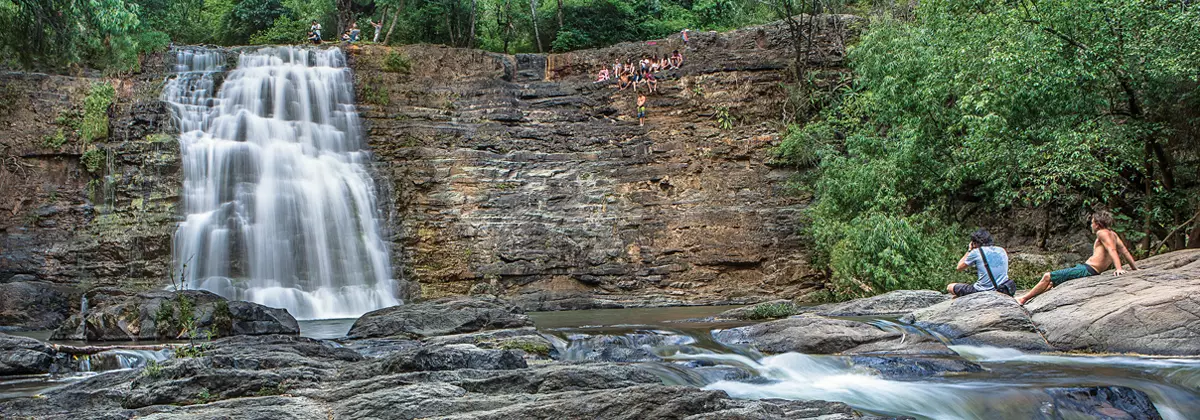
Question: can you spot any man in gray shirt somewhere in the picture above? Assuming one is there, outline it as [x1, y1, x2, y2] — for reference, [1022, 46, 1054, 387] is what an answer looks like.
[946, 229, 1016, 297]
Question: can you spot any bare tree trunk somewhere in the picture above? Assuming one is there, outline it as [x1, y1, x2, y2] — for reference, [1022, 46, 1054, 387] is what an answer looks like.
[385, 0, 405, 44]
[530, 0, 542, 53]
[338, 0, 353, 34]
[556, 0, 563, 30]
[469, 0, 478, 48]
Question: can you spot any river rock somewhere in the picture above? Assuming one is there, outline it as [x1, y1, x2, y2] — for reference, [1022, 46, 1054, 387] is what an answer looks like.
[0, 332, 57, 374]
[49, 289, 299, 342]
[812, 290, 950, 317]
[346, 297, 532, 339]
[901, 292, 1053, 351]
[712, 314, 901, 354]
[1025, 249, 1200, 355]
[0, 281, 72, 331]
[1045, 386, 1162, 420]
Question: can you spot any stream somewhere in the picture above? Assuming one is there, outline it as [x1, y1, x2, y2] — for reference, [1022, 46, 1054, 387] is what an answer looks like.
[4, 305, 1198, 419]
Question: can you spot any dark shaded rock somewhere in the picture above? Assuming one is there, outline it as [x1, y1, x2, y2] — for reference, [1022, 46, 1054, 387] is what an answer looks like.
[424, 385, 864, 420]
[811, 290, 949, 317]
[0, 281, 72, 330]
[347, 297, 531, 339]
[712, 314, 900, 354]
[1026, 249, 1200, 355]
[0, 332, 56, 374]
[849, 355, 983, 379]
[900, 292, 1053, 351]
[510, 291, 623, 312]
[123, 335, 359, 409]
[1045, 386, 1162, 420]
[712, 299, 801, 321]
[50, 289, 298, 342]
[339, 344, 526, 379]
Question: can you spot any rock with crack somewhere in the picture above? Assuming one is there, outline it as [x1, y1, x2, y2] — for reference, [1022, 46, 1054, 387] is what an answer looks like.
[901, 292, 1053, 351]
[347, 297, 532, 339]
[1025, 249, 1200, 355]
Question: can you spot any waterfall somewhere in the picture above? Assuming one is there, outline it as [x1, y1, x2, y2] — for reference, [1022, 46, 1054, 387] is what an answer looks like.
[163, 46, 399, 320]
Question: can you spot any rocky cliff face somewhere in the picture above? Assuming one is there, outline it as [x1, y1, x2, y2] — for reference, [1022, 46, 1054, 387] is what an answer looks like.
[349, 17, 857, 308]
[0, 17, 857, 326]
[0, 55, 179, 328]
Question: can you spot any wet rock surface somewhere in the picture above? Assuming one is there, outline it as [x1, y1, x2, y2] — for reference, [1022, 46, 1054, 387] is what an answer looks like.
[50, 289, 299, 342]
[348, 296, 532, 339]
[712, 314, 903, 354]
[1045, 386, 1163, 420]
[900, 292, 1053, 351]
[1025, 249, 1200, 356]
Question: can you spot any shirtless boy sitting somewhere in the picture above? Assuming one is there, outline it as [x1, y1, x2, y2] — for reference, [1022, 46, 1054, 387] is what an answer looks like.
[1017, 210, 1139, 305]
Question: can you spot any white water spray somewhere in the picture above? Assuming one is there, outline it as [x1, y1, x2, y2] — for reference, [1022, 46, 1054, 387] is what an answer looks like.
[163, 47, 399, 320]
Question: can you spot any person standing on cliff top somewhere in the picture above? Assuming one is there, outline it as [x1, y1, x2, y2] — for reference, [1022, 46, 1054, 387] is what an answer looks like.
[371, 19, 383, 43]
[1017, 210, 1140, 305]
[637, 94, 647, 126]
[946, 229, 1016, 298]
[681, 29, 690, 48]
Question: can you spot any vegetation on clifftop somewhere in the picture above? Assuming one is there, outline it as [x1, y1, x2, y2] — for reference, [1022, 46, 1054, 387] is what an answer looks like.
[777, 0, 1200, 299]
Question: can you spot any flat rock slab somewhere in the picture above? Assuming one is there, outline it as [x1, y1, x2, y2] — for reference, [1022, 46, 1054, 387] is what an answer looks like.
[347, 297, 532, 339]
[811, 290, 949, 317]
[712, 314, 901, 354]
[902, 292, 1053, 351]
[1026, 249, 1200, 355]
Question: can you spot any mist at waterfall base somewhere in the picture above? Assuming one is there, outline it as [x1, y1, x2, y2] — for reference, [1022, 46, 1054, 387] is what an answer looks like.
[163, 47, 399, 320]
[531, 309, 1200, 420]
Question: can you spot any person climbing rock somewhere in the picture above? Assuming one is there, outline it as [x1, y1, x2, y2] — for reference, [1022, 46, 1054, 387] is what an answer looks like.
[1017, 210, 1139, 305]
[637, 94, 647, 126]
[946, 229, 1015, 297]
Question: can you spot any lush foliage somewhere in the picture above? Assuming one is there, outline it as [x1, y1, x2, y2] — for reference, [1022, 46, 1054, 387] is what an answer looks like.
[779, 0, 1200, 298]
[2, 0, 783, 71]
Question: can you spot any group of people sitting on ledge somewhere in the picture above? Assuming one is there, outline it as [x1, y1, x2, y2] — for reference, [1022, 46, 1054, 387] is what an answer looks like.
[308, 21, 363, 45]
[946, 210, 1139, 305]
[596, 51, 685, 94]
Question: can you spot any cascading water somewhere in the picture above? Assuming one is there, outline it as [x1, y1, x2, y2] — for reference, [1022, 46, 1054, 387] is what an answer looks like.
[163, 46, 399, 320]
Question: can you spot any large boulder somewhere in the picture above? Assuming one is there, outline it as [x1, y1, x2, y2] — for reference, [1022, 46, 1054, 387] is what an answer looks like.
[712, 314, 901, 354]
[347, 297, 532, 339]
[0, 280, 73, 331]
[50, 289, 298, 342]
[1026, 249, 1200, 355]
[901, 292, 1053, 351]
[0, 332, 57, 374]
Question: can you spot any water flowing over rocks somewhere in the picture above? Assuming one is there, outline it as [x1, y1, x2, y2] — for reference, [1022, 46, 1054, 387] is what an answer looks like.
[347, 296, 532, 339]
[900, 292, 1054, 351]
[50, 289, 298, 342]
[1025, 249, 1200, 356]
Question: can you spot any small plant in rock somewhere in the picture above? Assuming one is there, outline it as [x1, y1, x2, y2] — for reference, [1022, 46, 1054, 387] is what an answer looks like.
[195, 388, 214, 404]
[499, 340, 552, 356]
[43, 128, 68, 149]
[142, 361, 164, 379]
[746, 302, 797, 320]
[382, 51, 412, 73]
[715, 106, 735, 130]
[81, 147, 105, 174]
